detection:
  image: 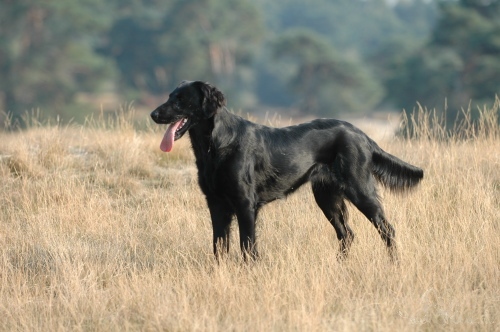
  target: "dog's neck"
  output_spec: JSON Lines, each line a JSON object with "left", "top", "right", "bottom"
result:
{"left": 188, "top": 114, "right": 215, "bottom": 160}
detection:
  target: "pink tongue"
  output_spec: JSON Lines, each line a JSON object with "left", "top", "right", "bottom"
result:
{"left": 160, "top": 119, "right": 183, "bottom": 152}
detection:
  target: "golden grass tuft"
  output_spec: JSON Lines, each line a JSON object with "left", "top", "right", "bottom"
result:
{"left": 0, "top": 103, "right": 499, "bottom": 331}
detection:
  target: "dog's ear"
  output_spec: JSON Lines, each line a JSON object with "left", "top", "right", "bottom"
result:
{"left": 193, "top": 81, "right": 226, "bottom": 117}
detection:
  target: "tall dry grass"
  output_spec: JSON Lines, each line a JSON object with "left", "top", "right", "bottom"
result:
{"left": 0, "top": 102, "right": 499, "bottom": 331}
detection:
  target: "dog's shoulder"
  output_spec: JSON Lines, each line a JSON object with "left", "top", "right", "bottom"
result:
{"left": 211, "top": 110, "right": 254, "bottom": 154}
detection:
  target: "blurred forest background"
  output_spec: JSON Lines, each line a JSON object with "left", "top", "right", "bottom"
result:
{"left": 1, "top": 0, "right": 499, "bottom": 124}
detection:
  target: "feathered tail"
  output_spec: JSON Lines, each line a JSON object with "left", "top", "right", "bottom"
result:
{"left": 371, "top": 146, "right": 424, "bottom": 193}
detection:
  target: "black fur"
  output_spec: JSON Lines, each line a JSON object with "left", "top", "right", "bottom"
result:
{"left": 151, "top": 81, "right": 424, "bottom": 261}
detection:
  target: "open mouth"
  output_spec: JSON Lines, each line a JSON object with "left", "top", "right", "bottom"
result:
{"left": 160, "top": 117, "right": 191, "bottom": 152}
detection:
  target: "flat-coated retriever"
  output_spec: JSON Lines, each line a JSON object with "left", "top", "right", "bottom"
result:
{"left": 151, "top": 81, "right": 423, "bottom": 261}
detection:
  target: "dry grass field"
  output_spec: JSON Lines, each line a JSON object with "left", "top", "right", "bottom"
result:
{"left": 0, "top": 103, "right": 499, "bottom": 331}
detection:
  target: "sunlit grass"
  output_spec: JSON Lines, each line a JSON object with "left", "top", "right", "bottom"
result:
{"left": 0, "top": 102, "right": 498, "bottom": 331}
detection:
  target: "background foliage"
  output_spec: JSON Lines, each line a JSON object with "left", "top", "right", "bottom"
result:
{"left": 1, "top": 0, "right": 499, "bottom": 121}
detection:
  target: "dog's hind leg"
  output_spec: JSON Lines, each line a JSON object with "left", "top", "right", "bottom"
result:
{"left": 343, "top": 174, "right": 398, "bottom": 262}
{"left": 207, "top": 198, "right": 234, "bottom": 260}
{"left": 311, "top": 180, "right": 354, "bottom": 259}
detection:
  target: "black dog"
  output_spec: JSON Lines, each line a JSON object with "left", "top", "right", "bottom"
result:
{"left": 151, "top": 81, "right": 423, "bottom": 261}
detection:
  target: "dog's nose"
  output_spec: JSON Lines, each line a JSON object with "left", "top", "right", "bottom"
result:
{"left": 150, "top": 109, "right": 159, "bottom": 121}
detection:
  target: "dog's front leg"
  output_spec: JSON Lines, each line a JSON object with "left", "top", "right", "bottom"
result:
{"left": 207, "top": 198, "right": 234, "bottom": 261}
{"left": 235, "top": 206, "right": 258, "bottom": 261}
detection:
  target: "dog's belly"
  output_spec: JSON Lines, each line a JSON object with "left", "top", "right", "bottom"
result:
{"left": 255, "top": 170, "right": 312, "bottom": 204}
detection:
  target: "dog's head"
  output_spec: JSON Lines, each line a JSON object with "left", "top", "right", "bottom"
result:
{"left": 151, "top": 81, "right": 226, "bottom": 152}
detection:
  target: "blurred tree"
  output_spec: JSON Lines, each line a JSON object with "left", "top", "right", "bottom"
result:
{"left": 368, "top": 0, "right": 437, "bottom": 108}
{"left": 262, "top": 0, "right": 434, "bottom": 59}
{"left": 99, "top": 0, "right": 264, "bottom": 106}
{"left": 272, "top": 29, "right": 382, "bottom": 115}
{"left": 255, "top": 0, "right": 437, "bottom": 114}
{"left": 99, "top": 17, "right": 164, "bottom": 95}
{"left": 389, "top": 0, "right": 500, "bottom": 112}
{"left": 0, "top": 0, "right": 445, "bottom": 122}
{"left": 0, "top": 0, "right": 116, "bottom": 121}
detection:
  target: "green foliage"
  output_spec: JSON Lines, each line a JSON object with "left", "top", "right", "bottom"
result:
{"left": 389, "top": 0, "right": 500, "bottom": 112}
{"left": 99, "top": 0, "right": 264, "bottom": 106}
{"left": 272, "top": 29, "right": 382, "bottom": 114}
{"left": 0, "top": 0, "right": 116, "bottom": 120}
{"left": 256, "top": 0, "right": 436, "bottom": 115}
{"left": 5, "top": 0, "right": 499, "bottom": 122}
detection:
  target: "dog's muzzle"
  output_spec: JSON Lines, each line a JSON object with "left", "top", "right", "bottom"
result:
{"left": 150, "top": 109, "right": 160, "bottom": 123}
